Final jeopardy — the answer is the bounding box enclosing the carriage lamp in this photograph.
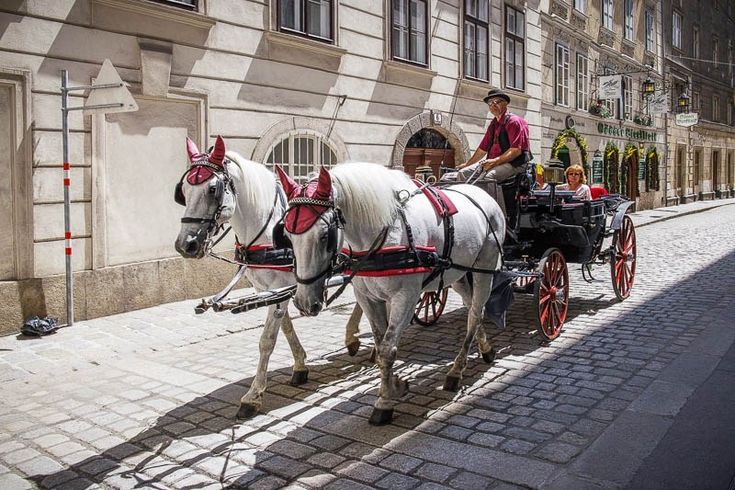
[677,92,690,113]
[641,77,655,96]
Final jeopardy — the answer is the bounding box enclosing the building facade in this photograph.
[539,0,668,211]
[662,0,735,204]
[0,0,544,332]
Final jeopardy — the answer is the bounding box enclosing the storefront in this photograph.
[541,109,666,211]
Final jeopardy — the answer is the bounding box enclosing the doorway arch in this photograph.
[391,112,471,173]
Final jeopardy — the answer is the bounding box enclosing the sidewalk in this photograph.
[629,196,735,228]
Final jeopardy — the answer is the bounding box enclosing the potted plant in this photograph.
[589,100,612,118]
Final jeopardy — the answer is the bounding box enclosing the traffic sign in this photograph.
[83,59,138,115]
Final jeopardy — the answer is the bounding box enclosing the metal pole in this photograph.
[61,69,73,326]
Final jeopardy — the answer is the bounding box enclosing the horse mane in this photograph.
[226,152,276,218]
[330,163,415,229]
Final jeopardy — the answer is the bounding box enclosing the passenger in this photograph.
[557,164,592,200]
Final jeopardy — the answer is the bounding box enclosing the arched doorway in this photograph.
[712,150,721,197]
[623,145,639,199]
[402,128,454,179]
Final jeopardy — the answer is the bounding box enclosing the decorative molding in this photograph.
[550,0,570,20]
[570,9,586,30]
[391,112,470,169]
[382,60,437,80]
[620,40,635,59]
[598,27,615,48]
[251,116,350,164]
[91,0,215,29]
[264,30,347,60]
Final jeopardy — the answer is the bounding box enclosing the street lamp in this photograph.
[677,92,690,113]
[641,77,656,96]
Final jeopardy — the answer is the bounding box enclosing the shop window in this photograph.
[392,0,429,65]
[278,0,333,42]
[265,132,337,183]
[505,5,525,90]
[464,0,489,81]
[622,75,632,120]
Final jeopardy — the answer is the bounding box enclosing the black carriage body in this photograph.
[512,192,610,264]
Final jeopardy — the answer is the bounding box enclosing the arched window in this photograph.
[265,131,337,182]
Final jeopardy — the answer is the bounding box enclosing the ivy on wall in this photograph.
[551,128,590,175]
[604,142,620,193]
[646,146,660,191]
[623,143,639,198]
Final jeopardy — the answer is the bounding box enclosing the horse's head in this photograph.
[275,166,343,316]
[174,136,237,258]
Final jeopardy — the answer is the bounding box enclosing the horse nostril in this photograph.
[310,303,322,316]
[185,241,199,255]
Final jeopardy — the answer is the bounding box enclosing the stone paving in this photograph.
[0,201,734,489]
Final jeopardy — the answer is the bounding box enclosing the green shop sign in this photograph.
[597,123,658,142]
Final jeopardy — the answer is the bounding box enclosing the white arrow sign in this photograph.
[83,59,138,115]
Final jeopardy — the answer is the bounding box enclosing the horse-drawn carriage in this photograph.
[175,136,636,424]
[412,164,637,342]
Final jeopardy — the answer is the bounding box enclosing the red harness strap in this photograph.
[343,245,437,277]
[236,242,294,272]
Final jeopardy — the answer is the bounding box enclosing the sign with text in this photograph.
[648,93,669,114]
[599,75,622,99]
[638,155,646,180]
[592,158,604,184]
[597,123,659,142]
[675,112,699,127]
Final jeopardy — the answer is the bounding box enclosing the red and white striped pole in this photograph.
[61,69,73,326]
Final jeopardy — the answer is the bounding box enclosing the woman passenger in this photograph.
[557,164,592,200]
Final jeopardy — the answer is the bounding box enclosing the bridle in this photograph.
[175,158,236,255]
[283,197,346,286]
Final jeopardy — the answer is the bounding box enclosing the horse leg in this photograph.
[353,288,387,364]
[370,292,415,426]
[445,270,496,392]
[451,275,473,308]
[279,312,309,385]
[344,303,363,356]
[238,303,284,419]
[451,274,494,363]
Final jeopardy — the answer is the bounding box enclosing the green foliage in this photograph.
[551,128,590,169]
[646,146,660,191]
[604,142,620,193]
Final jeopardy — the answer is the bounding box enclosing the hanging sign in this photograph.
[649,93,669,115]
[637,153,646,180]
[675,112,699,127]
[599,75,622,99]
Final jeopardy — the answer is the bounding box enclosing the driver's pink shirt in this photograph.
[478,110,530,158]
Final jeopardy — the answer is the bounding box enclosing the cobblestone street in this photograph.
[1,201,734,489]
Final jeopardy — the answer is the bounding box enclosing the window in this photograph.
[672,11,682,49]
[624,0,634,41]
[555,44,570,106]
[622,75,633,120]
[713,95,720,121]
[713,38,719,64]
[505,6,525,90]
[464,0,489,81]
[154,0,197,8]
[266,132,337,183]
[693,27,700,59]
[574,0,586,13]
[576,54,589,111]
[729,100,734,126]
[645,9,654,52]
[601,0,614,30]
[392,0,428,65]
[278,0,333,41]
[693,91,700,112]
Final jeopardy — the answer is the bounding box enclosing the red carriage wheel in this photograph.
[611,214,636,300]
[534,248,569,341]
[413,288,449,326]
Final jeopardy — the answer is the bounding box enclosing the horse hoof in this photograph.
[236,403,259,419]
[290,369,309,386]
[443,375,461,392]
[481,347,497,364]
[346,340,361,357]
[368,408,394,426]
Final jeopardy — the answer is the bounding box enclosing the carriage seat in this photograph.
[590,186,609,200]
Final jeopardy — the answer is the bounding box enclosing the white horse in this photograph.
[174,136,363,418]
[277,163,505,425]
